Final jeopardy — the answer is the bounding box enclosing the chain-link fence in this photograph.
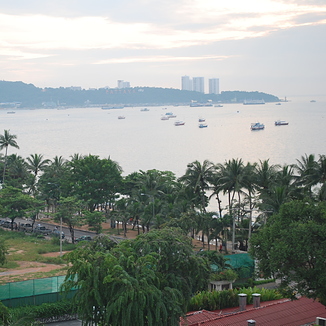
[0,276,76,308]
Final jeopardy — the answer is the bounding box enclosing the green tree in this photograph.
[179,160,215,213]
[25,153,50,178]
[83,210,106,234]
[69,155,123,212]
[0,239,8,266]
[54,196,84,242]
[250,200,326,304]
[0,186,38,230]
[63,228,210,325]
[0,130,19,185]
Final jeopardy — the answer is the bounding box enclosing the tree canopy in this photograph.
[63,228,210,326]
[250,200,326,304]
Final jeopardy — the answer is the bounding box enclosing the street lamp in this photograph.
[48,182,62,257]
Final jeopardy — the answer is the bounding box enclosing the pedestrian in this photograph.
[219,243,222,253]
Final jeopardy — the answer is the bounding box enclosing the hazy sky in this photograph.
[0,0,325,97]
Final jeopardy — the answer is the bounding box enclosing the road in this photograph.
[11,217,96,243]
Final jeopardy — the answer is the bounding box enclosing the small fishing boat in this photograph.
[140,108,150,111]
[251,122,265,130]
[174,120,185,126]
[198,118,205,122]
[199,123,208,128]
[275,120,289,126]
[118,116,125,119]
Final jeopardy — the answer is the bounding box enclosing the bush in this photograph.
[9,300,75,322]
[188,287,284,311]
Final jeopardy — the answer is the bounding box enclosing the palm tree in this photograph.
[26,153,50,177]
[294,154,319,197]
[0,129,19,185]
[218,158,245,252]
[179,160,215,213]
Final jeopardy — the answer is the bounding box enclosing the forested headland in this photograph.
[0,80,280,108]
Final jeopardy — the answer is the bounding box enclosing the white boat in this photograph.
[198,118,205,122]
[215,104,223,107]
[7,111,15,114]
[275,120,289,126]
[174,120,185,126]
[140,108,149,111]
[199,123,208,128]
[118,116,125,119]
[161,116,170,120]
[275,103,281,105]
[251,122,265,130]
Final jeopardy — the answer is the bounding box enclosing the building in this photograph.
[180,296,326,326]
[181,76,192,91]
[193,77,205,93]
[209,78,220,94]
[117,80,131,89]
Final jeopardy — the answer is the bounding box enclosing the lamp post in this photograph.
[48,182,62,257]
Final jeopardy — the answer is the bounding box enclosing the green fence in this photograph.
[0,276,76,308]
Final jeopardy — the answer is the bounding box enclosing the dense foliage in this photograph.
[250,200,326,304]
[62,229,210,326]
[188,287,283,311]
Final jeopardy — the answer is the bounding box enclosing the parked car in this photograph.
[52,229,65,239]
[75,235,92,243]
[1,221,17,229]
[34,225,51,235]
[20,223,33,232]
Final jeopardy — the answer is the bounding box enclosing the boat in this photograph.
[140,108,150,111]
[161,116,169,120]
[275,120,289,126]
[165,112,176,118]
[102,106,124,110]
[310,100,316,103]
[174,120,185,126]
[199,123,208,128]
[118,116,125,119]
[190,102,213,107]
[214,104,223,107]
[251,122,265,130]
[198,118,205,122]
[7,111,15,114]
[275,103,281,105]
[243,99,265,105]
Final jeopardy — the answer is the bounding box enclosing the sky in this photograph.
[0,0,325,98]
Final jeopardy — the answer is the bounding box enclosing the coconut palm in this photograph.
[294,154,319,197]
[0,129,19,185]
[179,160,215,213]
[218,158,245,252]
[26,153,50,177]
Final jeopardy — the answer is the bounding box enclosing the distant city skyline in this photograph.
[0,1,325,97]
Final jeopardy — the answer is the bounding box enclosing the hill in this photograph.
[0,80,280,108]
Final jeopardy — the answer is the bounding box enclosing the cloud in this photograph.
[95,54,232,65]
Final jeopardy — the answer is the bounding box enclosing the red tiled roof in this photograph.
[181,297,326,326]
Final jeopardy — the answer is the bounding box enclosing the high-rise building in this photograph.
[193,77,205,93]
[209,78,220,94]
[181,76,192,91]
[117,80,130,89]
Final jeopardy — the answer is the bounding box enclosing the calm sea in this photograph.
[1,96,325,178]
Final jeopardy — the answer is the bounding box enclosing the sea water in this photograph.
[1,96,325,178]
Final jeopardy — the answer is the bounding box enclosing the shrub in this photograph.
[188,287,284,311]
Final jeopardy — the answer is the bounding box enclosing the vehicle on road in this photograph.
[52,229,65,239]
[34,225,51,235]
[20,223,33,232]
[75,235,92,242]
